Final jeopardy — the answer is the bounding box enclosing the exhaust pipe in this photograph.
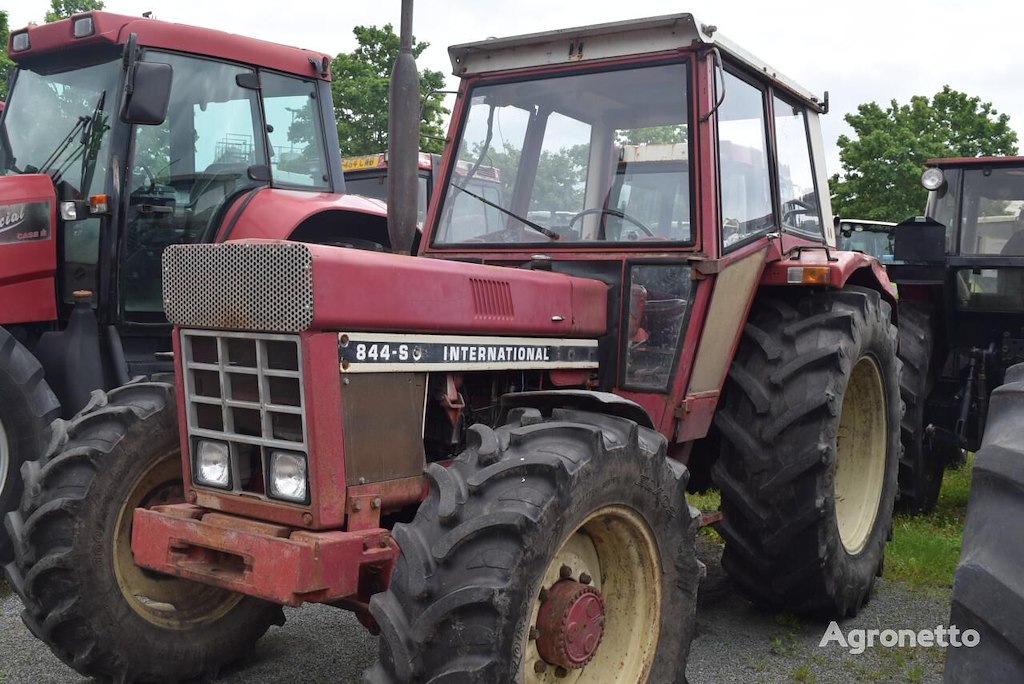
[387,0,420,256]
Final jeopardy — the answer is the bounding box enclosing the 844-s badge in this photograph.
[338,333,598,373]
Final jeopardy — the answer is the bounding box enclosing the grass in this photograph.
[884,455,973,593]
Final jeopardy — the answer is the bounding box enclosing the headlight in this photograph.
[11,31,30,52]
[194,440,231,489]
[921,167,945,191]
[269,451,308,503]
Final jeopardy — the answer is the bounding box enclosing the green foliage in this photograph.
[330,24,447,156]
[831,86,1018,221]
[0,10,12,100]
[45,0,104,23]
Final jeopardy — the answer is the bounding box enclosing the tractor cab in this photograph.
[0,11,368,407]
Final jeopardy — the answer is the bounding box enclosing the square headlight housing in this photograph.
[193,439,231,489]
[268,451,308,504]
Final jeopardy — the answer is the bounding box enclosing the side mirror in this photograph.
[121,61,172,125]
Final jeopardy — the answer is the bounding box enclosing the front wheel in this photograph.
[4,382,283,683]
[712,287,901,617]
[365,407,701,683]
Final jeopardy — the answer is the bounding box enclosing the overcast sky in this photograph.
[7,1,1024,175]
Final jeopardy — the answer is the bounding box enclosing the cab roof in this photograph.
[926,156,1024,168]
[448,13,825,112]
[8,11,331,80]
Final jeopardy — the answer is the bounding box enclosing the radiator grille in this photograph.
[163,242,314,332]
[181,329,306,500]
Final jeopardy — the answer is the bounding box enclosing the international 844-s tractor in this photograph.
[0,11,389,559]
[7,12,901,683]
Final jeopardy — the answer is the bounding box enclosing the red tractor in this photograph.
[0,11,388,558]
[7,12,901,682]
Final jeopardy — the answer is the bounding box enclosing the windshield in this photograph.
[433,62,692,246]
[0,59,120,198]
[954,167,1024,256]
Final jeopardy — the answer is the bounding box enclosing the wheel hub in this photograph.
[536,579,605,669]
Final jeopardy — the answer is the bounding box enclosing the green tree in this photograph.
[831,86,1018,221]
[45,0,104,23]
[330,24,447,156]
[0,11,13,100]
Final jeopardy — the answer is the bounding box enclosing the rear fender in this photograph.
[761,250,898,318]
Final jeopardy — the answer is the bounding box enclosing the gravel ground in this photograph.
[0,539,950,683]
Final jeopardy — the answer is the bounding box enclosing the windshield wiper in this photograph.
[453,181,560,240]
[39,90,106,186]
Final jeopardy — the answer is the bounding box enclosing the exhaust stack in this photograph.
[386,0,420,256]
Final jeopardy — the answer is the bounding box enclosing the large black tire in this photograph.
[0,327,61,562]
[946,363,1024,682]
[895,302,945,514]
[3,382,283,683]
[712,287,900,617]
[365,407,701,683]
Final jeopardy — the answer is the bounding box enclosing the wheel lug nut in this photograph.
[529,627,540,640]
[534,660,548,674]
[559,564,573,579]
[579,572,592,585]
[555,666,568,678]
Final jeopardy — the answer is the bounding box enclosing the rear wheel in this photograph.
[712,287,900,617]
[895,301,946,514]
[3,382,283,683]
[0,327,60,562]
[365,407,701,683]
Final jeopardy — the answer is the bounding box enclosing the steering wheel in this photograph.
[568,207,655,239]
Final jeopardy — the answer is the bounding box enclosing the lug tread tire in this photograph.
[946,363,1024,682]
[365,408,701,683]
[0,328,61,561]
[712,287,901,618]
[3,381,283,683]
[894,301,944,514]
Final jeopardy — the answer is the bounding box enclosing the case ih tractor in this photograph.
[888,156,1024,512]
[0,11,389,558]
[7,13,901,683]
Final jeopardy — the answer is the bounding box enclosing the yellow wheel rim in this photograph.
[523,505,661,683]
[835,356,888,554]
[112,448,243,629]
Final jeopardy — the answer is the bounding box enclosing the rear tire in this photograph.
[946,363,1024,682]
[365,407,701,683]
[3,381,283,683]
[0,327,60,562]
[894,302,945,514]
[712,287,900,617]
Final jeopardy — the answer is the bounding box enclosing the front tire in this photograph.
[4,382,283,683]
[365,407,701,683]
[0,327,61,562]
[712,287,900,617]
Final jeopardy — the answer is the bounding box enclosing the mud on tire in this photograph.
[0,328,61,562]
[365,407,702,683]
[712,287,900,617]
[3,382,283,683]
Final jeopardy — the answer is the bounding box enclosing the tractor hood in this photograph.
[0,174,58,324]
[162,240,608,337]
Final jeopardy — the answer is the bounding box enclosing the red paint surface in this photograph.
[760,249,897,311]
[216,189,386,242]
[0,175,56,324]
[132,504,398,607]
[11,12,331,80]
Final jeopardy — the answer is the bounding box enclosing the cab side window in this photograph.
[717,71,773,250]
[773,95,822,236]
[261,72,329,189]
